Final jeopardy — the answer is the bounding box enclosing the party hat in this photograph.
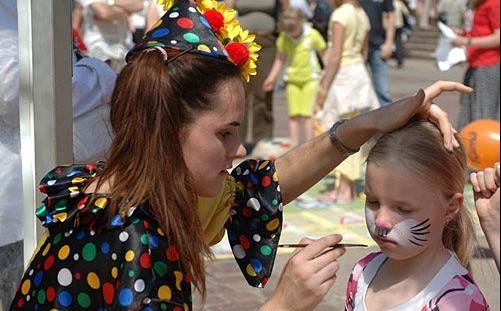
[127,0,261,82]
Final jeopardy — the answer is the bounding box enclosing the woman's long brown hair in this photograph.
[95,50,241,296]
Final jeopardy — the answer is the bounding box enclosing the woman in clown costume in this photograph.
[10,0,471,310]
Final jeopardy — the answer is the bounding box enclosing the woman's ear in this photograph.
[445,193,463,223]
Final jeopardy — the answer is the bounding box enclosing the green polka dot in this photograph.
[36,204,47,217]
[146,41,166,47]
[261,214,269,221]
[183,33,200,43]
[132,218,140,224]
[82,243,97,261]
[53,233,62,245]
[128,270,135,278]
[78,292,91,308]
[54,199,67,212]
[37,289,46,304]
[140,234,149,245]
[46,172,55,179]
[272,199,278,206]
[161,303,168,310]
[261,245,273,256]
[153,262,168,277]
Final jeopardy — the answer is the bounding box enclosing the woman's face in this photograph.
[182,78,246,197]
[364,162,451,261]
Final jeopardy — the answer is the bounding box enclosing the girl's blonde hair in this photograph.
[278,7,305,34]
[367,119,476,269]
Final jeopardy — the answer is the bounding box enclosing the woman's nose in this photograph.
[233,144,247,159]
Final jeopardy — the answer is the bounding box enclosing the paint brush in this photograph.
[278,243,368,248]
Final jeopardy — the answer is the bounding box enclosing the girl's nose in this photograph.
[375,218,392,230]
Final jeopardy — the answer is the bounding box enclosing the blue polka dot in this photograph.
[58,291,72,307]
[76,230,85,240]
[151,28,170,39]
[149,235,159,248]
[101,242,110,254]
[34,271,44,286]
[118,288,133,307]
[250,259,263,273]
[199,16,211,29]
[143,308,153,311]
[228,231,236,241]
[250,174,258,185]
[111,214,124,227]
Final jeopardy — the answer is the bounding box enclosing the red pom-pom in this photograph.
[226,42,250,67]
[204,9,225,34]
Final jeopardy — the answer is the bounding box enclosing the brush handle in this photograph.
[278,243,368,248]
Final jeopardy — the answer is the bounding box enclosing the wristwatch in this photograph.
[328,119,360,157]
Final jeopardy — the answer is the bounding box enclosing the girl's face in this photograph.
[364,162,455,261]
[182,78,246,197]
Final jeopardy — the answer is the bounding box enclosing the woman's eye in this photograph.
[219,131,231,139]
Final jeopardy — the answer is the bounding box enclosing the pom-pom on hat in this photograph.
[126,0,261,82]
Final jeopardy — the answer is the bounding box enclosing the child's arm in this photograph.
[471,162,500,271]
[263,52,286,92]
[317,22,344,108]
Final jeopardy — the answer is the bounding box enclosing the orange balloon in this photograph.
[460,119,500,170]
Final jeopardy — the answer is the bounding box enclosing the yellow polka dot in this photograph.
[94,197,108,209]
[197,44,211,53]
[151,19,162,29]
[273,171,279,182]
[259,161,270,170]
[54,212,67,222]
[111,267,118,279]
[174,271,183,291]
[266,218,280,231]
[246,264,257,277]
[184,303,189,311]
[68,186,79,193]
[125,250,135,262]
[72,177,86,184]
[157,228,165,236]
[158,285,172,300]
[21,279,31,295]
[87,272,100,289]
[58,245,70,260]
[42,243,51,256]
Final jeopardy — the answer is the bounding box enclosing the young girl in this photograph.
[263,7,326,144]
[346,120,490,310]
[316,0,379,202]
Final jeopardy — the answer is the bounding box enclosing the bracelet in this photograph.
[328,119,360,157]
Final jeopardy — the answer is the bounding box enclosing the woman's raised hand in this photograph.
[371,81,472,151]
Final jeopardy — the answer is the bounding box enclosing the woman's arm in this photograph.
[470,163,500,271]
[317,22,344,107]
[275,81,472,204]
[453,29,500,49]
[89,2,129,21]
[263,52,286,92]
[362,31,370,62]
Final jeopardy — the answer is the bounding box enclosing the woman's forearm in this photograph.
[471,31,500,49]
[480,217,501,271]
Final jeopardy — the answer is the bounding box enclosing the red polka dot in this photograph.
[242,207,253,218]
[167,245,180,261]
[177,17,194,29]
[139,252,151,269]
[43,255,55,270]
[239,235,251,249]
[74,272,81,280]
[173,307,183,311]
[261,175,272,187]
[102,282,115,305]
[16,298,25,308]
[185,273,192,283]
[46,287,56,302]
[143,220,150,229]
[261,277,270,286]
[77,196,89,209]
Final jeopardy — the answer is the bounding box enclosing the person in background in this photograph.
[263,8,327,144]
[393,0,410,68]
[452,0,500,130]
[80,0,144,72]
[437,0,467,28]
[359,0,395,106]
[316,0,379,202]
[346,120,489,310]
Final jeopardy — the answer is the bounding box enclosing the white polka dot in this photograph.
[26,295,30,302]
[171,40,178,45]
[235,167,241,175]
[231,209,237,216]
[247,198,261,211]
[134,279,146,292]
[112,253,117,260]
[278,203,284,212]
[64,229,73,237]
[73,253,79,261]
[90,230,96,236]
[253,234,261,242]
[213,47,218,51]
[232,244,246,259]
[243,169,249,175]
[169,12,179,18]
[277,185,281,192]
[188,7,197,12]
[119,231,129,242]
[127,206,137,217]
[47,180,56,186]
[28,269,34,276]
[57,268,73,286]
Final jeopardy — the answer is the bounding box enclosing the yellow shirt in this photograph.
[328,3,371,67]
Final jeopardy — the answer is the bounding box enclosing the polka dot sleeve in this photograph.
[227,160,283,288]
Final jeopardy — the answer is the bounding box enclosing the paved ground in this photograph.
[193,58,501,310]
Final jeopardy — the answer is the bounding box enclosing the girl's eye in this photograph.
[397,207,412,214]
[366,200,379,208]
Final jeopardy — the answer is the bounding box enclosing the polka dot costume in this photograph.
[10,160,283,309]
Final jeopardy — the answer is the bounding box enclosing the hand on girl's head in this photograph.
[470,162,500,198]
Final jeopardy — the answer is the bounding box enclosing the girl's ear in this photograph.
[445,193,463,223]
